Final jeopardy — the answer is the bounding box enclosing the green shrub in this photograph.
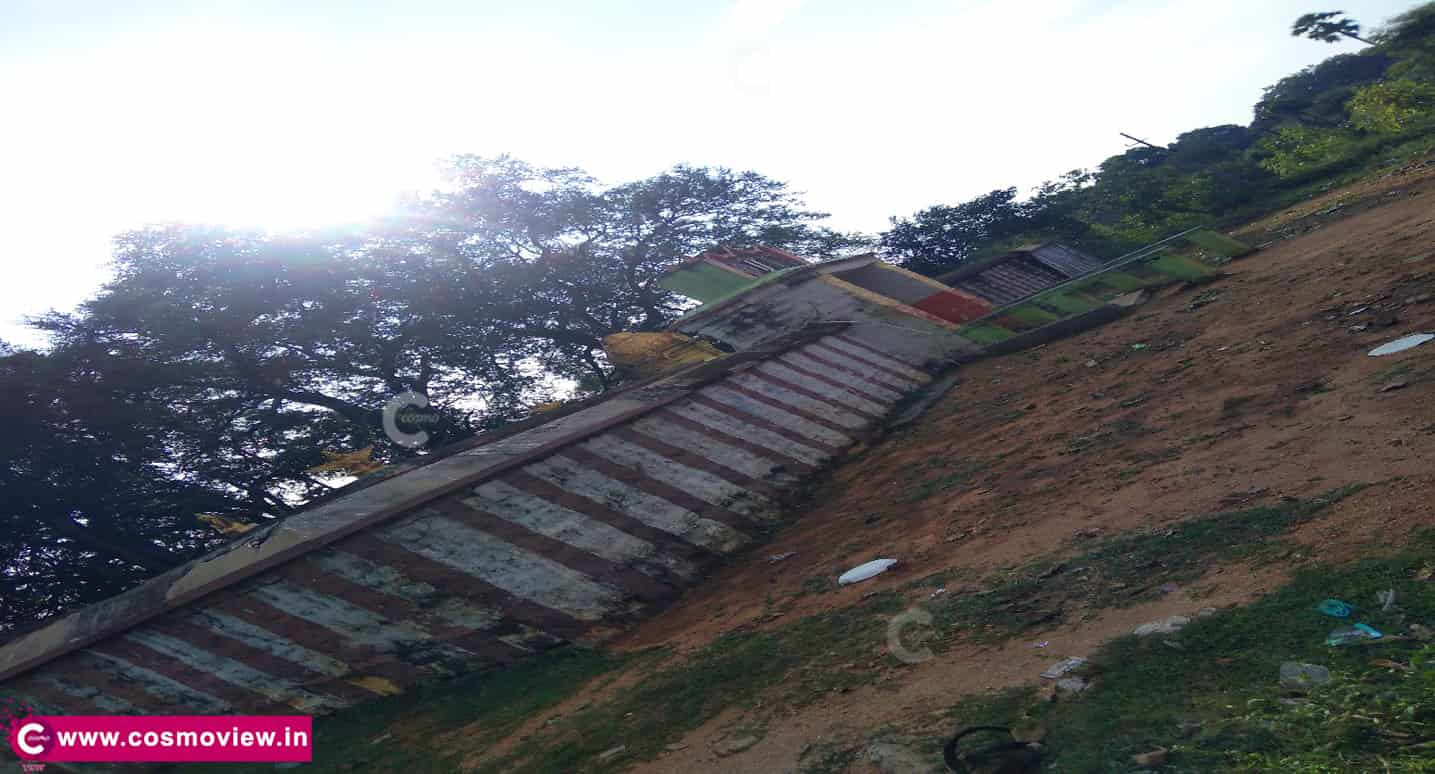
[1349,79,1435,135]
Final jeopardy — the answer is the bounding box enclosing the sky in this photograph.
[0,0,1416,346]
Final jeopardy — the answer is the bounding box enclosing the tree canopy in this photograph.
[879,3,1435,277]
[1,162,864,633]
[1292,11,1372,44]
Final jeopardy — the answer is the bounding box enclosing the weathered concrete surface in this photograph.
[0,325,937,714]
[672,256,985,366]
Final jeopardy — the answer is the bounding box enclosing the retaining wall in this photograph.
[0,326,935,716]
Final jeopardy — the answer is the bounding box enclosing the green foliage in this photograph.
[1256,124,1368,179]
[1291,11,1370,44]
[4,161,864,632]
[879,188,1054,275]
[1253,53,1392,132]
[0,345,236,632]
[1375,2,1435,78]
[1349,78,1435,134]
[1015,533,1435,772]
[877,17,1433,277]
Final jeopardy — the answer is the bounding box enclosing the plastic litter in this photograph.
[1317,598,1354,618]
[1279,662,1332,688]
[837,558,897,586]
[1040,656,1087,679]
[1368,332,1434,357]
[1133,615,1191,637]
[1327,623,1383,646]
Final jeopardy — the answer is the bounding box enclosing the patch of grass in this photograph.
[191,645,624,774]
[798,574,833,596]
[479,593,908,773]
[902,457,996,503]
[928,486,1367,643]
[798,742,861,773]
[1021,530,1435,772]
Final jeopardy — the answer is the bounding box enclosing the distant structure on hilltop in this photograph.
[933,243,1106,306]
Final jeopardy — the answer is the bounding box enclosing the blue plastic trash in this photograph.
[1317,599,1354,618]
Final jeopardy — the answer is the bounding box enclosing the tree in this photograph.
[0,344,239,633]
[1292,11,1372,45]
[6,160,864,631]
[1348,78,1435,134]
[880,189,1040,275]
[1252,53,1391,133]
[1373,2,1435,79]
[410,157,868,386]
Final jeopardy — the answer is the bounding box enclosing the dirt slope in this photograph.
[598,164,1435,773]
[426,162,1435,774]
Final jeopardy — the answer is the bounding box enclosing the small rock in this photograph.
[1381,379,1410,392]
[1159,582,1179,595]
[1350,323,1370,333]
[1012,722,1047,743]
[1134,615,1191,637]
[767,551,797,563]
[1085,360,1098,368]
[864,741,930,773]
[1041,656,1088,679]
[598,745,627,763]
[713,735,760,757]
[665,743,688,752]
[1279,662,1331,689]
[1131,748,1169,767]
[1197,607,1218,618]
[1055,677,1088,693]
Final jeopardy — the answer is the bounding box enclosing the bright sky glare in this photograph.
[0,0,1413,346]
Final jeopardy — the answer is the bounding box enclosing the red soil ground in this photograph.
[464,160,1435,773]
